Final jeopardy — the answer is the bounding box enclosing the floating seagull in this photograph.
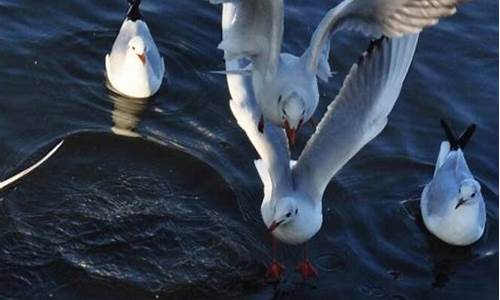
[223,1,419,280]
[106,0,165,98]
[210,0,469,145]
[420,120,486,246]
[0,140,64,193]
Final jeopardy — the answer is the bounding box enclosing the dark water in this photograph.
[0,0,498,299]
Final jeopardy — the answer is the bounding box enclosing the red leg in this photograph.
[266,237,285,281]
[296,243,318,280]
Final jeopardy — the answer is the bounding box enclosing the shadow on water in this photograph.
[0,132,268,299]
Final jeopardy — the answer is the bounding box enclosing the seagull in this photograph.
[223,1,420,280]
[106,0,165,98]
[420,120,486,246]
[210,0,469,145]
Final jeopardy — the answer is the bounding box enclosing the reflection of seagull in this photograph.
[421,120,486,246]
[109,92,149,138]
[223,2,419,280]
[210,0,468,145]
[0,140,64,193]
[106,0,165,98]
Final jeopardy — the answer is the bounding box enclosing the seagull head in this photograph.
[281,93,305,145]
[128,36,147,65]
[455,179,482,210]
[269,197,298,232]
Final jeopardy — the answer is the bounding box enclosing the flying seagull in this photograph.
[210,0,469,145]
[223,1,420,280]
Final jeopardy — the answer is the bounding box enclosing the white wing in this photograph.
[434,141,451,177]
[293,34,419,201]
[223,3,292,199]
[211,0,284,78]
[304,0,465,77]
[0,140,64,192]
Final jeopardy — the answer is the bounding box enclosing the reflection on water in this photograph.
[107,88,150,138]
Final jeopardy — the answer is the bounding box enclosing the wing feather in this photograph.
[305,0,467,76]
[222,3,293,199]
[293,34,419,201]
[211,0,284,78]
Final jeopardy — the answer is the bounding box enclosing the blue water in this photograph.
[0,0,498,299]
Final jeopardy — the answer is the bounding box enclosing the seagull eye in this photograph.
[285,212,291,218]
[132,46,136,50]
[282,109,287,116]
[278,96,282,104]
[471,193,476,198]
[295,209,298,215]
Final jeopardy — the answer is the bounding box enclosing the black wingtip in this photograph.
[357,36,387,65]
[440,119,476,150]
[127,0,142,21]
[457,123,476,150]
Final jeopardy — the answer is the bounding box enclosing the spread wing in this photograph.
[210,0,284,78]
[293,34,419,201]
[304,0,466,79]
[222,3,292,199]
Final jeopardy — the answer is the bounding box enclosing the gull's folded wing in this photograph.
[305,0,466,77]
[211,0,284,78]
[222,2,292,199]
[294,34,419,201]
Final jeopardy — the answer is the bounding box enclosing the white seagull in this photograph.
[223,2,420,280]
[106,0,165,98]
[210,0,469,145]
[420,120,486,246]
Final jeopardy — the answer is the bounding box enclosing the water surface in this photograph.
[0,0,498,299]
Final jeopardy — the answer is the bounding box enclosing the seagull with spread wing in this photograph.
[210,0,468,145]
[222,3,418,279]
[222,2,420,280]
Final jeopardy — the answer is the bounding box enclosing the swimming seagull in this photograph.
[106,0,165,98]
[420,120,486,246]
[223,1,419,280]
[210,0,469,145]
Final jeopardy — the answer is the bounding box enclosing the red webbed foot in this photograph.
[266,260,285,281]
[296,259,318,280]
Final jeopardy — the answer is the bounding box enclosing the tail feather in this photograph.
[440,119,476,150]
[127,0,142,21]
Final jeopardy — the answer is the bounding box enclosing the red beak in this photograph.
[137,53,146,65]
[284,120,296,145]
[269,221,282,232]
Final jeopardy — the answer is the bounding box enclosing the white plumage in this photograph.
[421,123,486,246]
[106,1,165,98]
[211,0,468,144]
[223,0,420,245]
